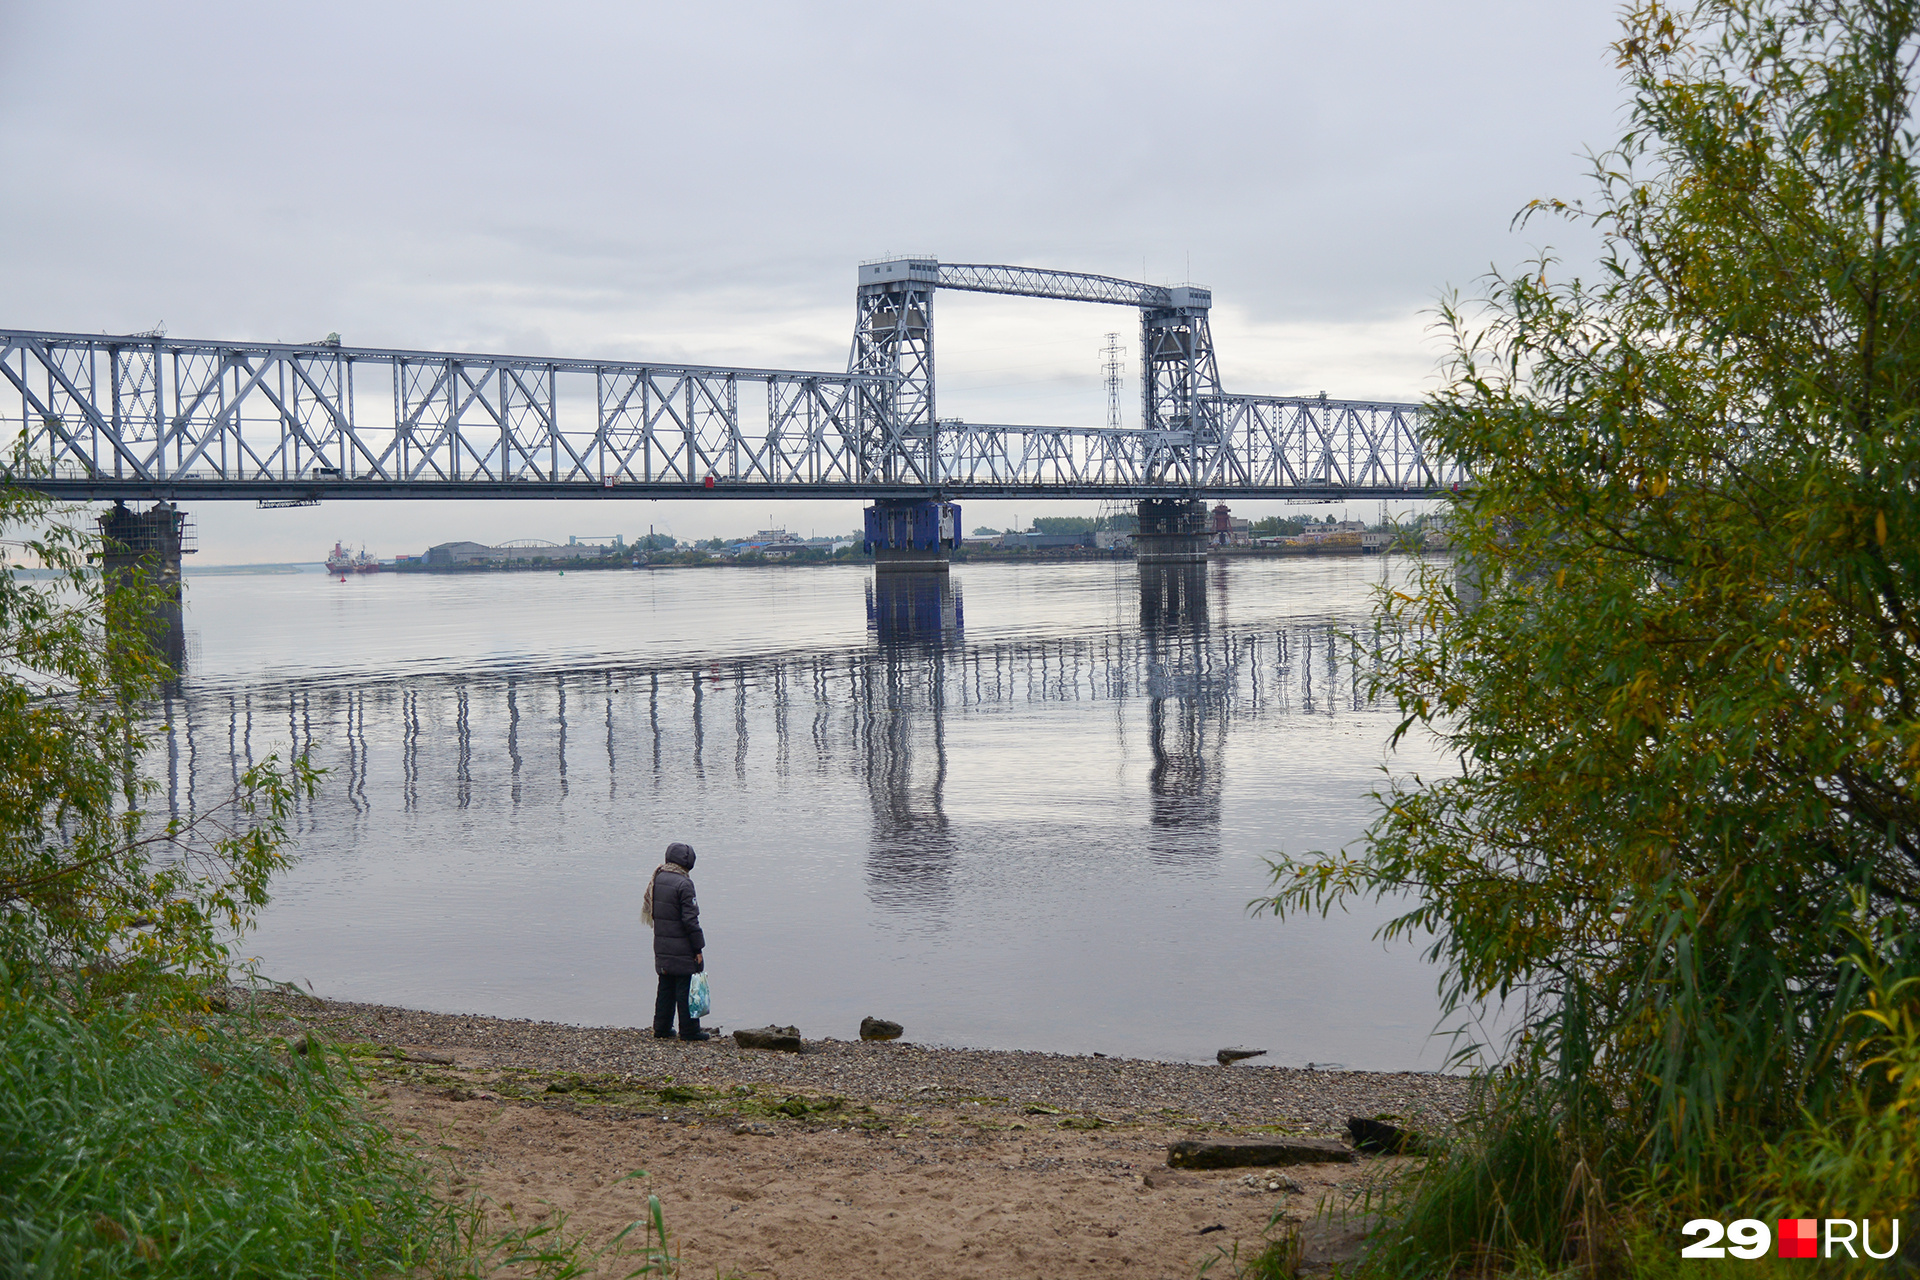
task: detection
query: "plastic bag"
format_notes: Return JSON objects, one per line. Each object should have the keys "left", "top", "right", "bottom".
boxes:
{"left": 688, "top": 972, "right": 711, "bottom": 1018}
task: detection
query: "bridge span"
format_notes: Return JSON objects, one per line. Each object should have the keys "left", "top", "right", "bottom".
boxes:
{"left": 0, "top": 257, "right": 1456, "bottom": 506}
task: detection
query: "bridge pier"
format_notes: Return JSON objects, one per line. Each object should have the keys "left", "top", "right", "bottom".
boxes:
{"left": 97, "top": 499, "right": 192, "bottom": 670}
{"left": 1131, "top": 498, "right": 1210, "bottom": 564}
{"left": 864, "top": 499, "right": 960, "bottom": 574}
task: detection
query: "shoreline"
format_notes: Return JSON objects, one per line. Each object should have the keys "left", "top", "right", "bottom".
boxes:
{"left": 250, "top": 991, "right": 1469, "bottom": 1277}
{"left": 250, "top": 990, "right": 1472, "bottom": 1136}
{"left": 191, "top": 546, "right": 1444, "bottom": 576}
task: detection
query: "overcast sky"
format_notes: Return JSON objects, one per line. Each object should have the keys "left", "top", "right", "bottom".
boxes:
{"left": 0, "top": 1, "right": 1626, "bottom": 561}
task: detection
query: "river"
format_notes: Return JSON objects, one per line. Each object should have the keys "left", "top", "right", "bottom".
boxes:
{"left": 165, "top": 555, "right": 1458, "bottom": 1070}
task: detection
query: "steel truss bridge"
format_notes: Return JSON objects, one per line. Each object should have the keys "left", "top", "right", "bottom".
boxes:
{"left": 0, "top": 258, "right": 1458, "bottom": 502}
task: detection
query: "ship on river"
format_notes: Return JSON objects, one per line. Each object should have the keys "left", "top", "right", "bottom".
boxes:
{"left": 325, "top": 541, "right": 380, "bottom": 575}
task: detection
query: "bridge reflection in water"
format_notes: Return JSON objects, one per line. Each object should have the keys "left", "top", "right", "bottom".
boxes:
{"left": 153, "top": 569, "right": 1375, "bottom": 918}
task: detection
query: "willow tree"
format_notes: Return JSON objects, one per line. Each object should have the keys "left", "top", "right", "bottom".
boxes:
{"left": 1266, "top": 0, "right": 1920, "bottom": 1239}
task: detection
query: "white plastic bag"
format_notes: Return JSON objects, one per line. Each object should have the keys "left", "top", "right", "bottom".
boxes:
{"left": 688, "top": 972, "right": 711, "bottom": 1018}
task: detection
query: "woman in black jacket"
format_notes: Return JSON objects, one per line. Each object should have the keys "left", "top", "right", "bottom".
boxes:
{"left": 642, "top": 842, "right": 710, "bottom": 1041}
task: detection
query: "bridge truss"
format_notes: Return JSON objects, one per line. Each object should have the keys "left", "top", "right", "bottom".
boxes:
{"left": 0, "top": 261, "right": 1461, "bottom": 502}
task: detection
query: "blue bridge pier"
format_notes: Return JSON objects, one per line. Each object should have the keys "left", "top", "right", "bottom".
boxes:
{"left": 863, "top": 499, "right": 962, "bottom": 573}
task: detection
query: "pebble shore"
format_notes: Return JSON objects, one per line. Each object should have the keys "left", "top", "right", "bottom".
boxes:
{"left": 249, "top": 992, "right": 1474, "bottom": 1137}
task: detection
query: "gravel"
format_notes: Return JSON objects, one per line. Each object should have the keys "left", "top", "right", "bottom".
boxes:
{"left": 244, "top": 991, "right": 1473, "bottom": 1138}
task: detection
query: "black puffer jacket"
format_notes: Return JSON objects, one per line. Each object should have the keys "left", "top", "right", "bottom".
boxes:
{"left": 651, "top": 866, "right": 705, "bottom": 976}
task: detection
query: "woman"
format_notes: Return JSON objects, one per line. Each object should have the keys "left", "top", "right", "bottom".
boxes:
{"left": 642, "top": 841, "right": 710, "bottom": 1041}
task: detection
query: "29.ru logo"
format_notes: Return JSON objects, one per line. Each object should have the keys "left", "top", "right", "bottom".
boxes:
{"left": 1681, "top": 1218, "right": 1900, "bottom": 1260}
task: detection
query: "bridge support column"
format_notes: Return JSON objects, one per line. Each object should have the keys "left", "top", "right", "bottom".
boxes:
{"left": 864, "top": 499, "right": 960, "bottom": 574}
{"left": 97, "top": 499, "right": 191, "bottom": 670}
{"left": 1131, "top": 498, "right": 1210, "bottom": 564}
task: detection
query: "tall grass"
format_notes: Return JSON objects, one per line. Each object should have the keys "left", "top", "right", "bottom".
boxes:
{"left": 0, "top": 964, "right": 435, "bottom": 1277}
{"left": 1343, "top": 943, "right": 1920, "bottom": 1277}
{"left": 0, "top": 961, "right": 676, "bottom": 1278}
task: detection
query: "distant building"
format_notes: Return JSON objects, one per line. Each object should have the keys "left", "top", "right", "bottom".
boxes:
{"left": 730, "top": 527, "right": 810, "bottom": 557}
{"left": 1295, "top": 520, "right": 1368, "bottom": 544}
{"left": 426, "top": 540, "right": 499, "bottom": 567}
{"left": 995, "top": 530, "right": 1096, "bottom": 550}
{"left": 425, "top": 538, "right": 625, "bottom": 567}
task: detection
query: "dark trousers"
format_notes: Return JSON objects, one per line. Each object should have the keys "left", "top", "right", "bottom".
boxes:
{"left": 654, "top": 972, "right": 700, "bottom": 1036}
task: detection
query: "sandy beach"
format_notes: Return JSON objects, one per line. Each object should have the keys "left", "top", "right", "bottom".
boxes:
{"left": 249, "top": 992, "right": 1470, "bottom": 1278}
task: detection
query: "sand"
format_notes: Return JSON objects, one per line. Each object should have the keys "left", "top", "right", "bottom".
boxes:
{"left": 253, "top": 993, "right": 1470, "bottom": 1278}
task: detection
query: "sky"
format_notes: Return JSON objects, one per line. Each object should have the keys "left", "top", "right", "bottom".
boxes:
{"left": 0, "top": 1, "right": 1626, "bottom": 562}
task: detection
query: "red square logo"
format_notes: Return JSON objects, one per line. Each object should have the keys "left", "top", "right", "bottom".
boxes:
{"left": 1779, "top": 1218, "right": 1818, "bottom": 1259}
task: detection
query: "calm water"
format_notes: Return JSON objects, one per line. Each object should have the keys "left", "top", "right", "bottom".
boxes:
{"left": 164, "top": 556, "right": 1456, "bottom": 1069}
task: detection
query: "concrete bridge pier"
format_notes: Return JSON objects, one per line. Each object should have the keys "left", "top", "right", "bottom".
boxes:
{"left": 1131, "top": 498, "right": 1210, "bottom": 564}
{"left": 864, "top": 499, "right": 961, "bottom": 574}
{"left": 97, "top": 499, "right": 191, "bottom": 670}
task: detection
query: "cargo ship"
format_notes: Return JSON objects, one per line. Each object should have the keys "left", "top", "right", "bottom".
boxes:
{"left": 325, "top": 541, "right": 380, "bottom": 575}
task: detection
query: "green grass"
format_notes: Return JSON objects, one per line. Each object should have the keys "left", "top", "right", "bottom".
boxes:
{"left": 0, "top": 984, "right": 419, "bottom": 1276}
{"left": 0, "top": 971, "right": 676, "bottom": 1278}
{"left": 1198, "top": 1212, "right": 1304, "bottom": 1280}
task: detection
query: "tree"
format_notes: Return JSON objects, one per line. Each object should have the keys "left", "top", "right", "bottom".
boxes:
{"left": 1265, "top": 0, "right": 1920, "bottom": 1252}
{"left": 1250, "top": 516, "right": 1306, "bottom": 537}
{"left": 1029, "top": 514, "right": 1134, "bottom": 534}
{"left": 0, "top": 480, "right": 308, "bottom": 991}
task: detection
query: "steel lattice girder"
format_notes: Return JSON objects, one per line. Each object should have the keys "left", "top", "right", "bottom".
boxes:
{"left": 848, "top": 284, "right": 936, "bottom": 483}
{"left": 1201, "top": 395, "right": 1456, "bottom": 490}
{"left": 936, "top": 263, "right": 1204, "bottom": 309}
{"left": 0, "top": 326, "right": 1458, "bottom": 500}
{"left": 0, "top": 330, "right": 897, "bottom": 494}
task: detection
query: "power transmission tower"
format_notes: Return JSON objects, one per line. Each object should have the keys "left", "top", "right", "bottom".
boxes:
{"left": 1102, "top": 332, "right": 1125, "bottom": 431}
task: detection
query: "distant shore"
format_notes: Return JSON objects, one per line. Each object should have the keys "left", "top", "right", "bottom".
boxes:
{"left": 183, "top": 545, "right": 1440, "bottom": 576}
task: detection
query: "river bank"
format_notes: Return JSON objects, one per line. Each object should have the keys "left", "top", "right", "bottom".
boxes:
{"left": 250, "top": 991, "right": 1471, "bottom": 1278}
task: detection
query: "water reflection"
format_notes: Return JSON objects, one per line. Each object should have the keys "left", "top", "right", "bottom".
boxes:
{"left": 863, "top": 574, "right": 960, "bottom": 912}
{"left": 866, "top": 572, "right": 964, "bottom": 648}
{"left": 1139, "top": 564, "right": 1223, "bottom": 861}
{"left": 154, "top": 570, "right": 1377, "bottom": 916}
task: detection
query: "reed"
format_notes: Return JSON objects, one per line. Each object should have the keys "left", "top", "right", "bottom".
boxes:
{"left": 0, "top": 961, "right": 672, "bottom": 1278}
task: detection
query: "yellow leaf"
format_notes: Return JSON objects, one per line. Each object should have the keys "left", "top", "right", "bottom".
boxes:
{"left": 1877, "top": 511, "right": 1888, "bottom": 545}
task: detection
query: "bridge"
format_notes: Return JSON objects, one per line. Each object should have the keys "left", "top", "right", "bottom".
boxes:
{"left": 0, "top": 257, "right": 1455, "bottom": 506}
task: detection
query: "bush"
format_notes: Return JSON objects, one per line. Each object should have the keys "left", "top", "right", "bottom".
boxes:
{"left": 1263, "top": 0, "right": 1920, "bottom": 1269}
